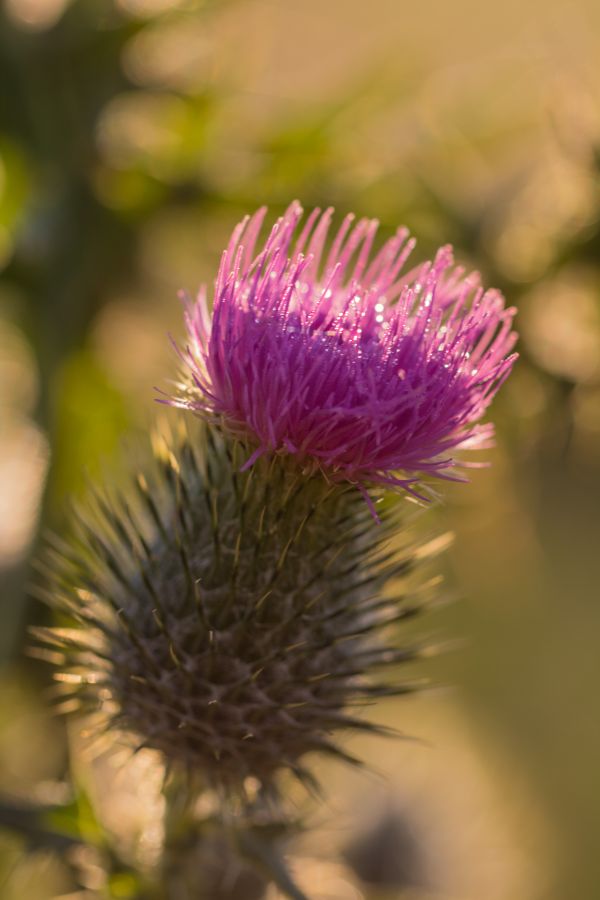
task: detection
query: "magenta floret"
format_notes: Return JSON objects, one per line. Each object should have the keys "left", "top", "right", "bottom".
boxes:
{"left": 172, "top": 202, "right": 517, "bottom": 499}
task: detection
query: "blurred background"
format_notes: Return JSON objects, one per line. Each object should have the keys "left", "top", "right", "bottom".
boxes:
{"left": 1, "top": 0, "right": 600, "bottom": 897}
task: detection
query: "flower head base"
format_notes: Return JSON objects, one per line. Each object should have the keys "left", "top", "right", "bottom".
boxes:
{"left": 173, "top": 203, "right": 517, "bottom": 499}
{"left": 34, "top": 424, "right": 434, "bottom": 799}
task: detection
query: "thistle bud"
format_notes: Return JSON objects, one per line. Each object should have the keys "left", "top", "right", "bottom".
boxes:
{"left": 36, "top": 425, "right": 431, "bottom": 798}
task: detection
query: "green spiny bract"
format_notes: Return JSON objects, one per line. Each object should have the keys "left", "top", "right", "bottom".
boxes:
{"left": 34, "top": 424, "right": 433, "bottom": 797}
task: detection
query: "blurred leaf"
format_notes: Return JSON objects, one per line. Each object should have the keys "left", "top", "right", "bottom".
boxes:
{"left": 0, "top": 797, "right": 82, "bottom": 852}
{"left": 51, "top": 348, "right": 131, "bottom": 503}
{"left": 47, "top": 780, "right": 106, "bottom": 847}
{"left": 0, "top": 139, "right": 31, "bottom": 230}
{"left": 107, "top": 870, "right": 140, "bottom": 898}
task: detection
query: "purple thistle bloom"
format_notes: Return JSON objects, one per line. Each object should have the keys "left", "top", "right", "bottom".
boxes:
{"left": 172, "top": 202, "right": 517, "bottom": 503}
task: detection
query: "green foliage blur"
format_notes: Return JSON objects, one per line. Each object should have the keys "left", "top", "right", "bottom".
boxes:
{"left": 1, "top": 0, "right": 600, "bottom": 897}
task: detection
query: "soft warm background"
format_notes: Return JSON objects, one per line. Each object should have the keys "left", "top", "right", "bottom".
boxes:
{"left": 1, "top": 1, "right": 599, "bottom": 898}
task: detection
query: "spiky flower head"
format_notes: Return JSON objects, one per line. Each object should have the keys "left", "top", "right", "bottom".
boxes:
{"left": 35, "top": 425, "right": 435, "bottom": 800}
{"left": 172, "top": 202, "right": 517, "bottom": 500}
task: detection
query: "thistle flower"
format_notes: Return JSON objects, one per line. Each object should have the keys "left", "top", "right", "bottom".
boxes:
{"left": 32, "top": 204, "right": 519, "bottom": 899}
{"left": 173, "top": 202, "right": 517, "bottom": 501}
{"left": 34, "top": 425, "right": 434, "bottom": 799}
